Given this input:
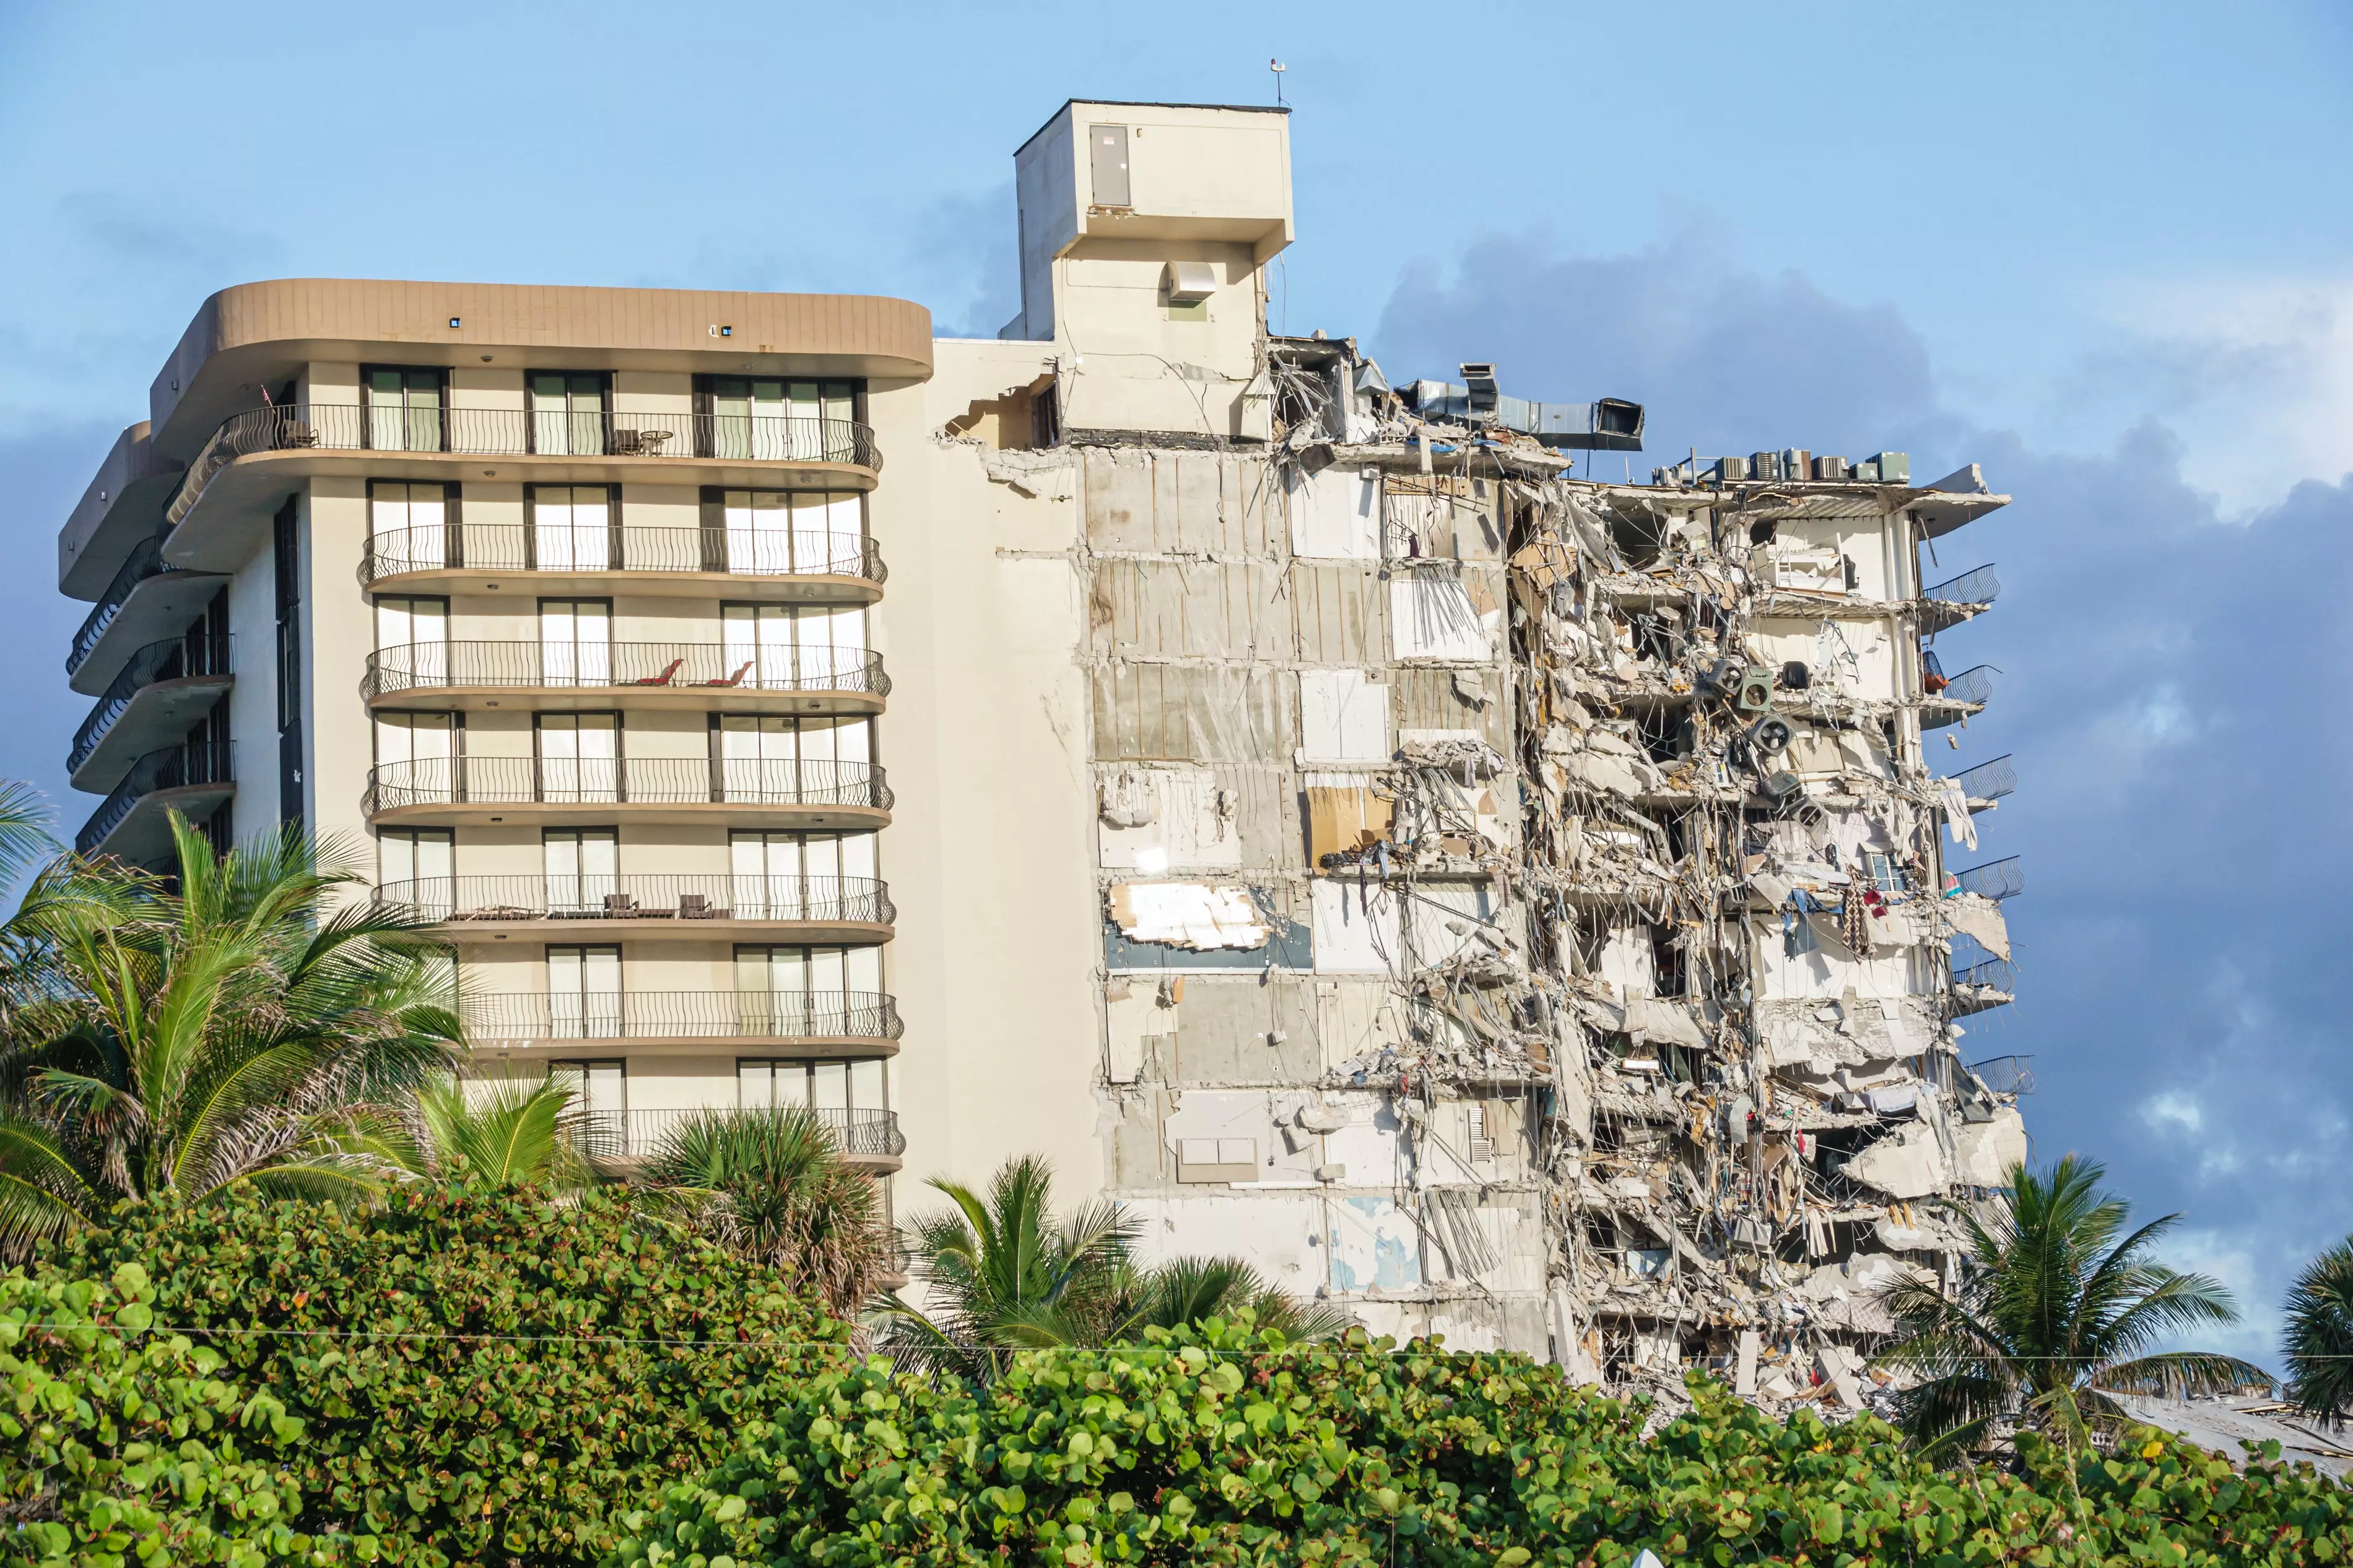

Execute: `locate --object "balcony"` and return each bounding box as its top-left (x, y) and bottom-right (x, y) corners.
top-left (1920, 563), bottom-right (2000, 635)
top-left (362, 641), bottom-right (889, 716)
top-left (163, 405), bottom-right (882, 572)
top-left (67, 536), bottom-right (228, 693)
top-left (360, 524), bottom-right (884, 603)
top-left (567, 1106), bottom-right (904, 1166)
top-left (465, 989), bottom-right (903, 1047)
top-left (76, 740), bottom-right (233, 862)
top-left (364, 755), bottom-right (891, 831)
top-left (69, 634), bottom-right (233, 792)
top-left (1919, 659), bottom-right (1995, 729)
top-left (376, 873), bottom-right (894, 942)
top-left (1952, 959), bottom-right (2017, 1017)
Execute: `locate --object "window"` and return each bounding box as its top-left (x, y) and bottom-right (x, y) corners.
top-left (365, 367), bottom-right (446, 453)
top-left (737, 1056), bottom-right (887, 1115)
top-left (529, 372), bottom-right (608, 456)
top-left (378, 828), bottom-right (453, 914)
top-left (537, 714), bottom-right (618, 802)
top-left (548, 1057), bottom-right (625, 1155)
top-left (731, 831), bottom-right (876, 919)
top-left (721, 602), bottom-right (865, 691)
top-left (375, 713), bottom-right (455, 798)
top-left (717, 716), bottom-right (869, 803)
top-left (539, 599), bottom-right (611, 687)
top-left (369, 481), bottom-right (453, 570)
top-left (1864, 852), bottom-right (1909, 894)
top-left (528, 485), bottom-right (614, 571)
top-left (272, 498), bottom-right (302, 828)
top-left (736, 944), bottom-right (882, 1036)
top-left (547, 947), bottom-right (621, 1040)
top-left (545, 828), bottom-right (618, 914)
top-left (706, 378), bottom-right (855, 461)
top-left (715, 489), bottom-right (864, 574)
top-left (375, 595), bottom-right (448, 686)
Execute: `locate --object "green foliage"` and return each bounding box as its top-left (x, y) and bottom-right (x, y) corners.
top-left (53, 1183), bottom-right (854, 1567)
top-left (887, 1156), bottom-right (1344, 1377)
top-left (614, 1315), bottom-right (2353, 1568)
top-left (1876, 1154), bottom-right (2270, 1457)
top-left (408, 1075), bottom-right (591, 1193)
top-left (635, 1107), bottom-right (890, 1320)
top-left (1, 1263), bottom-right (336, 1568)
top-left (2286, 1236), bottom-right (2353, 1426)
top-left (0, 814), bottom-right (463, 1256)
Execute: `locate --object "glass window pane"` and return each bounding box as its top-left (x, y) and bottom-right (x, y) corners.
top-left (850, 1058), bottom-right (885, 1111)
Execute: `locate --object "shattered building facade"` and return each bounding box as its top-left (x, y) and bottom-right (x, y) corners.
top-left (53, 93), bottom-right (2029, 1404)
top-left (939, 99), bottom-right (2032, 1405)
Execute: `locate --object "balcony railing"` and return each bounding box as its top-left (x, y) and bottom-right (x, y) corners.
top-left (376, 873), bottom-right (894, 925)
top-left (1965, 1053), bottom-right (2035, 1096)
top-left (68, 537), bottom-right (204, 678)
top-left (1950, 753), bottom-right (2016, 802)
top-left (365, 755), bottom-right (892, 815)
top-left (363, 641), bottom-right (890, 700)
top-left (567, 1106), bottom-right (904, 1161)
top-left (1955, 956), bottom-right (2019, 995)
top-left (360, 524), bottom-right (884, 585)
top-left (69, 633), bottom-right (232, 776)
top-left (1924, 564), bottom-right (2000, 607)
top-left (76, 740), bottom-right (233, 855)
top-left (1949, 855), bottom-right (2024, 901)
top-left (168, 405), bottom-right (881, 531)
top-left (1920, 662), bottom-right (1996, 727)
top-left (465, 989), bottom-right (903, 1042)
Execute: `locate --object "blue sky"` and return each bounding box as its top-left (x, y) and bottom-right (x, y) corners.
top-left (4, 1), bottom-right (2351, 1359)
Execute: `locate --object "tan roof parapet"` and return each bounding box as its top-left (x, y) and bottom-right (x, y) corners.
top-left (147, 279), bottom-right (934, 456)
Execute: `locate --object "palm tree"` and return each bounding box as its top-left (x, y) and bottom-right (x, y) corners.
top-left (637, 1106), bottom-right (892, 1320)
top-left (885, 1154), bottom-right (1348, 1378)
top-left (2284, 1237), bottom-right (2353, 1427)
top-left (1874, 1154), bottom-right (2271, 1459)
top-left (0, 812), bottom-right (464, 1255)
top-left (408, 1075), bottom-right (593, 1192)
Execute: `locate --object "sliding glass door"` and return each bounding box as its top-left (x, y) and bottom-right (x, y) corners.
top-left (530, 373), bottom-right (607, 456)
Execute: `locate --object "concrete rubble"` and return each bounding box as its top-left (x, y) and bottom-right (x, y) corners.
top-left (1015, 314), bottom-right (2024, 1409)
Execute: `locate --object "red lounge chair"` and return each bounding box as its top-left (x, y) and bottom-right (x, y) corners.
top-left (703, 661), bottom-right (753, 688)
top-left (630, 658), bottom-right (684, 687)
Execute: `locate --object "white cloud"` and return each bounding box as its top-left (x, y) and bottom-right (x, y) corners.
top-left (2085, 275), bottom-right (2353, 514)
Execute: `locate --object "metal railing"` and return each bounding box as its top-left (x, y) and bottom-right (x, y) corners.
top-left (361, 524), bottom-right (884, 585)
top-left (1924, 564), bottom-right (2000, 606)
top-left (168, 405), bottom-right (881, 530)
top-left (1965, 1053), bottom-right (2034, 1095)
top-left (567, 1106), bottom-right (903, 1161)
top-left (1955, 958), bottom-right (2019, 995)
top-left (75, 740), bottom-right (233, 855)
top-left (68, 537), bottom-right (199, 677)
top-left (376, 873), bottom-right (894, 925)
top-left (1951, 754), bottom-right (2016, 802)
top-left (1950, 856), bottom-right (2025, 901)
top-left (1921, 663), bottom-right (1997, 728)
top-left (464, 989), bottom-right (903, 1042)
top-left (69, 633), bottom-right (232, 776)
top-left (364, 755), bottom-right (892, 815)
top-left (363, 641), bottom-right (890, 700)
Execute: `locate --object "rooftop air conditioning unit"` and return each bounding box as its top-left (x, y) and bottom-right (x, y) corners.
top-left (1459, 362), bottom-right (1499, 416)
top-left (1163, 261), bottom-right (1219, 305)
top-left (1749, 451), bottom-right (1785, 482)
top-left (1812, 454), bottom-right (1850, 480)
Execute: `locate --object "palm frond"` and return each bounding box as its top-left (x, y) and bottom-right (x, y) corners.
top-left (2285, 1239), bottom-right (2353, 1426)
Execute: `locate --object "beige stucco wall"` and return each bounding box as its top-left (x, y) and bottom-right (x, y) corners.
top-left (863, 339), bottom-right (1108, 1203)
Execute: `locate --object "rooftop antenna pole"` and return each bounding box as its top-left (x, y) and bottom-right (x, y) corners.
top-left (1270, 58), bottom-right (1286, 105)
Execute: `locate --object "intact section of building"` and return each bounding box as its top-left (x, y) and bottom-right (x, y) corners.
top-left (58, 95), bottom-right (2027, 1404)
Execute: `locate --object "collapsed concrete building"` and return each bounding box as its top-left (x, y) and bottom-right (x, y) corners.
top-left (57, 93), bottom-right (2027, 1407)
top-left (943, 101), bottom-right (2030, 1407)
